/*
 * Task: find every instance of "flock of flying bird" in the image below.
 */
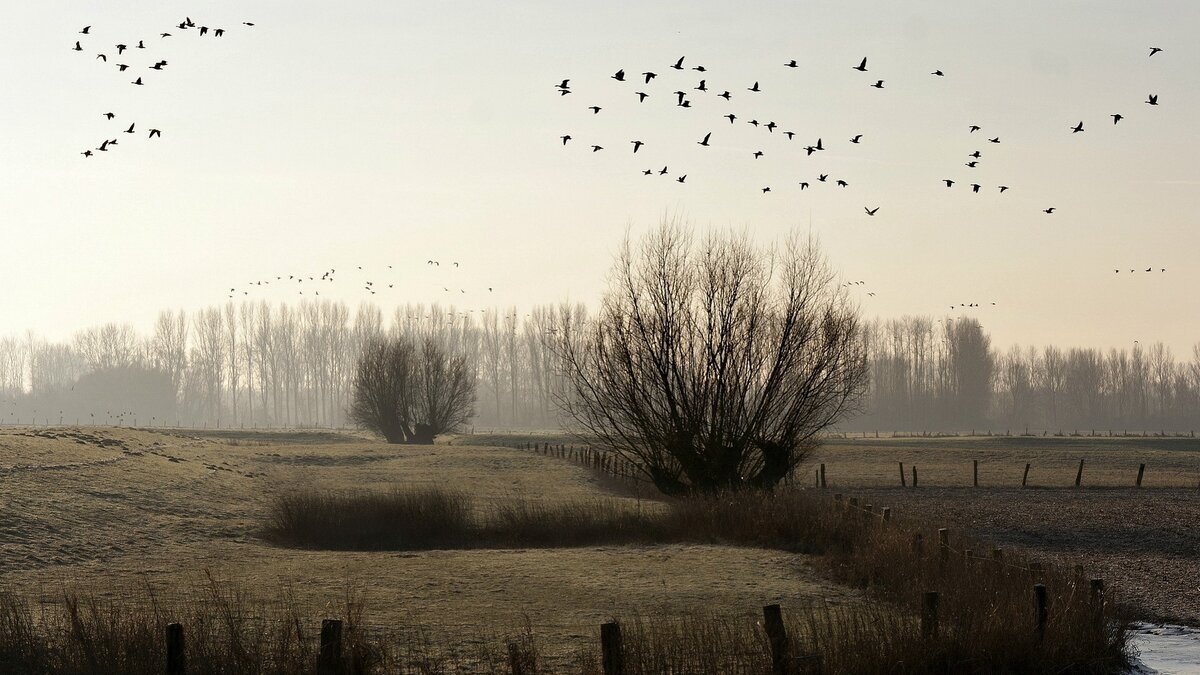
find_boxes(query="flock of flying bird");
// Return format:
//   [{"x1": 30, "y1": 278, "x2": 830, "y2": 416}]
[
  {"x1": 224, "y1": 261, "x2": 495, "y2": 301},
  {"x1": 556, "y1": 48, "x2": 1169, "y2": 219},
  {"x1": 72, "y1": 17, "x2": 255, "y2": 158}
]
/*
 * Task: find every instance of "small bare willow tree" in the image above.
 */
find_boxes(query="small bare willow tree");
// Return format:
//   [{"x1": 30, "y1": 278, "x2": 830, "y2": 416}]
[
  {"x1": 349, "y1": 335, "x2": 475, "y2": 444},
  {"x1": 550, "y1": 222, "x2": 868, "y2": 495}
]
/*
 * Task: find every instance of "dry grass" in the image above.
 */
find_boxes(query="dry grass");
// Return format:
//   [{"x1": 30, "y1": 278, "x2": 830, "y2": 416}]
[{"x1": 262, "y1": 487, "x2": 1131, "y2": 673}]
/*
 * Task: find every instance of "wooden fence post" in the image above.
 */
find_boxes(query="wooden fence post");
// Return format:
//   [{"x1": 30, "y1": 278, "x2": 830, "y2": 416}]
[
  {"x1": 601, "y1": 622, "x2": 624, "y2": 675},
  {"x1": 762, "y1": 604, "x2": 790, "y2": 675},
  {"x1": 1034, "y1": 584, "x2": 1048, "y2": 642},
  {"x1": 1136, "y1": 463, "x2": 1145, "y2": 487},
  {"x1": 912, "y1": 465, "x2": 918, "y2": 487},
  {"x1": 882, "y1": 507, "x2": 891, "y2": 523},
  {"x1": 318, "y1": 619, "x2": 343, "y2": 675},
  {"x1": 1022, "y1": 463, "x2": 1031, "y2": 488},
  {"x1": 922, "y1": 591, "x2": 939, "y2": 638},
  {"x1": 899, "y1": 461, "x2": 906, "y2": 487},
  {"x1": 1075, "y1": 459, "x2": 1084, "y2": 487},
  {"x1": 166, "y1": 622, "x2": 186, "y2": 675},
  {"x1": 819, "y1": 463, "x2": 826, "y2": 488},
  {"x1": 973, "y1": 459, "x2": 979, "y2": 487}
]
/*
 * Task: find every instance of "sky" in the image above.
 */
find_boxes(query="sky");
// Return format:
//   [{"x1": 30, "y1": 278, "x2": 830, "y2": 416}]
[{"x1": 1, "y1": 1, "x2": 1198, "y2": 353}]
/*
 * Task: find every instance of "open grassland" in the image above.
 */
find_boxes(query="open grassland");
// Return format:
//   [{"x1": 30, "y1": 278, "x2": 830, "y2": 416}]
[
  {"x1": 0, "y1": 427, "x2": 857, "y2": 671},
  {"x1": 809, "y1": 436, "x2": 1200, "y2": 624}
]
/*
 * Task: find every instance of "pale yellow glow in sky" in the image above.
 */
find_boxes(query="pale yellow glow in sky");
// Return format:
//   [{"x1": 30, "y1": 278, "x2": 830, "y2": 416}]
[{"x1": 1, "y1": 1, "x2": 1197, "y2": 352}]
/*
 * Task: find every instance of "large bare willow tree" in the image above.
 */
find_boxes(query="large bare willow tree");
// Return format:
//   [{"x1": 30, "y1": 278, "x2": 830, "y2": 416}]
[
  {"x1": 349, "y1": 335, "x2": 475, "y2": 444},
  {"x1": 551, "y1": 222, "x2": 868, "y2": 495}
]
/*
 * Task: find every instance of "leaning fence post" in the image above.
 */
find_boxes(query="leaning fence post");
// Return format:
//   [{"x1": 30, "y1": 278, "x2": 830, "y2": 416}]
[
  {"x1": 166, "y1": 622, "x2": 186, "y2": 675},
  {"x1": 1075, "y1": 459, "x2": 1084, "y2": 487},
  {"x1": 1022, "y1": 463, "x2": 1031, "y2": 488},
  {"x1": 1136, "y1": 463, "x2": 1146, "y2": 487},
  {"x1": 601, "y1": 621, "x2": 624, "y2": 675},
  {"x1": 763, "y1": 604, "x2": 790, "y2": 675},
  {"x1": 1034, "y1": 584, "x2": 1048, "y2": 642},
  {"x1": 819, "y1": 463, "x2": 827, "y2": 488},
  {"x1": 922, "y1": 591, "x2": 939, "y2": 638},
  {"x1": 318, "y1": 619, "x2": 343, "y2": 675},
  {"x1": 973, "y1": 459, "x2": 979, "y2": 487},
  {"x1": 899, "y1": 461, "x2": 906, "y2": 487}
]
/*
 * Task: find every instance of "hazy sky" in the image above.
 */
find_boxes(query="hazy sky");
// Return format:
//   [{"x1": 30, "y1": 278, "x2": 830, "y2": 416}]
[{"x1": 2, "y1": 2, "x2": 1197, "y2": 353}]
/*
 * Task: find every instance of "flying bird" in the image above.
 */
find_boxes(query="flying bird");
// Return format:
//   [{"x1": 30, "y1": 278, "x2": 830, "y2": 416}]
[
  {"x1": 865, "y1": 207, "x2": 879, "y2": 216},
  {"x1": 636, "y1": 92, "x2": 649, "y2": 102},
  {"x1": 931, "y1": 69, "x2": 945, "y2": 76},
  {"x1": 988, "y1": 137, "x2": 1000, "y2": 143},
  {"x1": 611, "y1": 69, "x2": 625, "y2": 81},
  {"x1": 148, "y1": 128, "x2": 161, "y2": 138},
  {"x1": 677, "y1": 175, "x2": 686, "y2": 183},
  {"x1": 765, "y1": 121, "x2": 777, "y2": 132},
  {"x1": 96, "y1": 53, "x2": 106, "y2": 61},
  {"x1": 695, "y1": 79, "x2": 707, "y2": 91},
  {"x1": 116, "y1": 44, "x2": 127, "y2": 54},
  {"x1": 799, "y1": 182, "x2": 809, "y2": 189},
  {"x1": 871, "y1": 80, "x2": 884, "y2": 88},
  {"x1": 762, "y1": 187, "x2": 771, "y2": 193},
  {"x1": 969, "y1": 150, "x2": 981, "y2": 158},
  {"x1": 698, "y1": 132, "x2": 711, "y2": 146},
  {"x1": 556, "y1": 79, "x2": 569, "y2": 89},
  {"x1": 943, "y1": 179, "x2": 954, "y2": 187},
  {"x1": 850, "y1": 134, "x2": 862, "y2": 143},
  {"x1": 659, "y1": 166, "x2": 668, "y2": 175},
  {"x1": 1111, "y1": 114, "x2": 1123, "y2": 124},
  {"x1": 631, "y1": 140, "x2": 644, "y2": 153},
  {"x1": 103, "y1": 112, "x2": 115, "y2": 120},
  {"x1": 590, "y1": 145, "x2": 602, "y2": 152},
  {"x1": 116, "y1": 63, "x2": 130, "y2": 71},
  {"x1": 560, "y1": 135, "x2": 571, "y2": 145},
  {"x1": 124, "y1": 123, "x2": 135, "y2": 133},
  {"x1": 671, "y1": 56, "x2": 685, "y2": 70},
  {"x1": 588, "y1": 105, "x2": 601, "y2": 114},
  {"x1": 969, "y1": 125, "x2": 981, "y2": 133},
  {"x1": 73, "y1": 41, "x2": 83, "y2": 51},
  {"x1": 1146, "y1": 94, "x2": 1158, "y2": 105},
  {"x1": 853, "y1": 57, "x2": 868, "y2": 72},
  {"x1": 753, "y1": 150, "x2": 763, "y2": 158},
  {"x1": 1149, "y1": 47, "x2": 1163, "y2": 56},
  {"x1": 748, "y1": 119, "x2": 759, "y2": 127},
  {"x1": 965, "y1": 161, "x2": 978, "y2": 168},
  {"x1": 80, "y1": 26, "x2": 91, "y2": 34},
  {"x1": 1070, "y1": 121, "x2": 1084, "y2": 133},
  {"x1": 214, "y1": 29, "x2": 224, "y2": 37},
  {"x1": 161, "y1": 33, "x2": 171, "y2": 38},
  {"x1": 718, "y1": 91, "x2": 731, "y2": 100},
  {"x1": 724, "y1": 114, "x2": 736, "y2": 123},
  {"x1": 131, "y1": 77, "x2": 143, "y2": 85},
  {"x1": 970, "y1": 184, "x2": 981, "y2": 193},
  {"x1": 692, "y1": 65, "x2": 706, "y2": 72},
  {"x1": 998, "y1": 185, "x2": 1009, "y2": 192},
  {"x1": 817, "y1": 174, "x2": 828, "y2": 182},
  {"x1": 748, "y1": 81, "x2": 761, "y2": 92},
  {"x1": 1043, "y1": 207, "x2": 1055, "y2": 214},
  {"x1": 642, "y1": 72, "x2": 656, "y2": 83},
  {"x1": 136, "y1": 40, "x2": 144, "y2": 48},
  {"x1": 81, "y1": 150, "x2": 93, "y2": 157},
  {"x1": 836, "y1": 179, "x2": 848, "y2": 187},
  {"x1": 783, "y1": 131, "x2": 795, "y2": 139},
  {"x1": 642, "y1": 169, "x2": 653, "y2": 175},
  {"x1": 785, "y1": 59, "x2": 798, "y2": 67}
]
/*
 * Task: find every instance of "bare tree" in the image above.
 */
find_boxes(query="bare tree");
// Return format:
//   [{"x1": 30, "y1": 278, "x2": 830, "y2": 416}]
[{"x1": 551, "y1": 222, "x2": 868, "y2": 495}]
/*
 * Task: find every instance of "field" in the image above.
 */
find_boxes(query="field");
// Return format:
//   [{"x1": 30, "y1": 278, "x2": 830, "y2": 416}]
[{"x1": 0, "y1": 426, "x2": 1194, "y2": 669}]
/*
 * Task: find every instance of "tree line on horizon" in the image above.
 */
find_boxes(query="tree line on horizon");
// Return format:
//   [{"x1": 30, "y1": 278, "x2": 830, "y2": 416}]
[{"x1": 0, "y1": 302, "x2": 1197, "y2": 433}]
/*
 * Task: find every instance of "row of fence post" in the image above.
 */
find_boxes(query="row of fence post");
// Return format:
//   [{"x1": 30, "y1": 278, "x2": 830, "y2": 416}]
[{"x1": 816, "y1": 459, "x2": 1153, "y2": 489}]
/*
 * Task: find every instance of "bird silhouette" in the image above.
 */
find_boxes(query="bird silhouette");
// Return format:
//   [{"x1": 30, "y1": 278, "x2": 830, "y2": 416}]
[
  {"x1": 932, "y1": 69, "x2": 945, "y2": 76},
  {"x1": 1043, "y1": 207, "x2": 1055, "y2": 214},
  {"x1": 698, "y1": 132, "x2": 711, "y2": 146},
  {"x1": 1149, "y1": 47, "x2": 1163, "y2": 56},
  {"x1": 695, "y1": 79, "x2": 707, "y2": 92},
  {"x1": 1070, "y1": 121, "x2": 1084, "y2": 133},
  {"x1": 673, "y1": 91, "x2": 686, "y2": 105},
  {"x1": 116, "y1": 63, "x2": 130, "y2": 71},
  {"x1": 590, "y1": 145, "x2": 602, "y2": 152},
  {"x1": 103, "y1": 112, "x2": 115, "y2": 120},
  {"x1": 199, "y1": 27, "x2": 209, "y2": 36},
  {"x1": 765, "y1": 121, "x2": 777, "y2": 132},
  {"x1": 988, "y1": 137, "x2": 1000, "y2": 143},
  {"x1": 659, "y1": 166, "x2": 668, "y2": 175},
  {"x1": 850, "y1": 134, "x2": 862, "y2": 143},
  {"x1": 132, "y1": 77, "x2": 144, "y2": 85},
  {"x1": 818, "y1": 174, "x2": 828, "y2": 182},
  {"x1": 969, "y1": 151, "x2": 981, "y2": 158},
  {"x1": 642, "y1": 72, "x2": 656, "y2": 83},
  {"x1": 865, "y1": 207, "x2": 879, "y2": 215},
  {"x1": 836, "y1": 179, "x2": 848, "y2": 187},
  {"x1": 148, "y1": 128, "x2": 161, "y2": 138},
  {"x1": 81, "y1": 150, "x2": 93, "y2": 157},
  {"x1": 718, "y1": 91, "x2": 731, "y2": 100},
  {"x1": 853, "y1": 57, "x2": 867, "y2": 72},
  {"x1": 116, "y1": 44, "x2": 127, "y2": 54},
  {"x1": 80, "y1": 26, "x2": 91, "y2": 34},
  {"x1": 785, "y1": 59, "x2": 798, "y2": 67},
  {"x1": 969, "y1": 125, "x2": 981, "y2": 133},
  {"x1": 161, "y1": 33, "x2": 171, "y2": 38},
  {"x1": 556, "y1": 79, "x2": 569, "y2": 89},
  {"x1": 636, "y1": 92, "x2": 649, "y2": 102},
  {"x1": 1146, "y1": 94, "x2": 1158, "y2": 105},
  {"x1": 748, "y1": 119, "x2": 759, "y2": 127},
  {"x1": 871, "y1": 80, "x2": 884, "y2": 88},
  {"x1": 970, "y1": 184, "x2": 981, "y2": 193},
  {"x1": 677, "y1": 175, "x2": 687, "y2": 183},
  {"x1": 642, "y1": 169, "x2": 653, "y2": 175},
  {"x1": 799, "y1": 182, "x2": 809, "y2": 189},
  {"x1": 588, "y1": 106, "x2": 601, "y2": 114},
  {"x1": 784, "y1": 131, "x2": 795, "y2": 139},
  {"x1": 753, "y1": 150, "x2": 763, "y2": 159},
  {"x1": 693, "y1": 65, "x2": 706, "y2": 72},
  {"x1": 560, "y1": 135, "x2": 571, "y2": 145},
  {"x1": 724, "y1": 114, "x2": 736, "y2": 123},
  {"x1": 998, "y1": 185, "x2": 1009, "y2": 193},
  {"x1": 611, "y1": 69, "x2": 625, "y2": 81},
  {"x1": 1111, "y1": 114, "x2": 1123, "y2": 124},
  {"x1": 136, "y1": 40, "x2": 144, "y2": 48},
  {"x1": 150, "y1": 61, "x2": 166, "y2": 70},
  {"x1": 943, "y1": 179, "x2": 954, "y2": 187},
  {"x1": 816, "y1": 138, "x2": 824, "y2": 150},
  {"x1": 671, "y1": 56, "x2": 685, "y2": 70},
  {"x1": 965, "y1": 161, "x2": 978, "y2": 168},
  {"x1": 124, "y1": 123, "x2": 135, "y2": 133},
  {"x1": 96, "y1": 53, "x2": 107, "y2": 61},
  {"x1": 214, "y1": 29, "x2": 224, "y2": 37},
  {"x1": 73, "y1": 41, "x2": 83, "y2": 51},
  {"x1": 631, "y1": 140, "x2": 644, "y2": 153},
  {"x1": 748, "y1": 82, "x2": 761, "y2": 92},
  {"x1": 762, "y1": 187, "x2": 771, "y2": 193}
]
